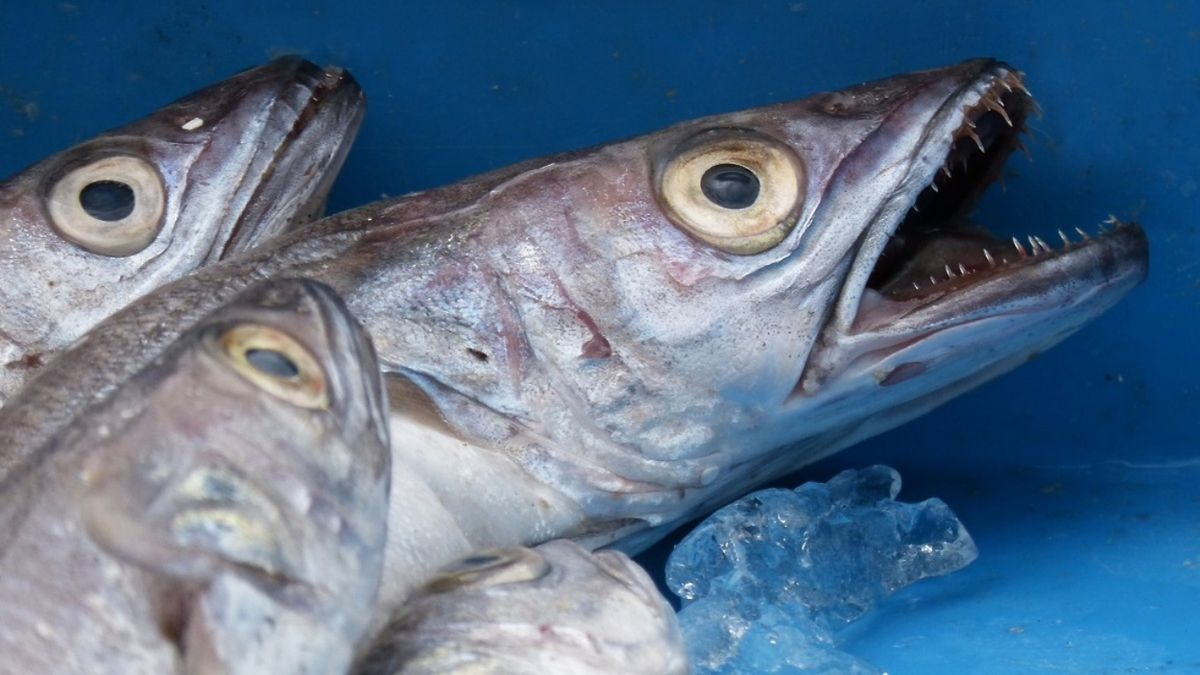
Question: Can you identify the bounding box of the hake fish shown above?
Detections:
[0,279,391,675]
[0,59,1149,624]
[0,56,364,403]
[353,540,688,675]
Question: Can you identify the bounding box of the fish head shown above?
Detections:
[356,540,687,675]
[0,56,364,402]
[351,59,1146,548]
[70,278,389,675]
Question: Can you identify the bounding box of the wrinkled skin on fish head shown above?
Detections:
[354,540,688,675]
[334,58,1147,555]
[0,279,390,675]
[0,57,364,404]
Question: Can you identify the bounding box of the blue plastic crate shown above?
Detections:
[1,2,1194,672]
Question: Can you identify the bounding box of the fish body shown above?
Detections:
[354,540,688,675]
[0,279,390,674]
[0,60,1149,624]
[0,57,364,403]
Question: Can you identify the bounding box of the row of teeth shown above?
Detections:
[910,216,1123,292]
[926,70,1036,189]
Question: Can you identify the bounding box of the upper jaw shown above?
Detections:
[216,58,365,258]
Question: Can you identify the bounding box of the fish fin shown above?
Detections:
[383,371,461,436]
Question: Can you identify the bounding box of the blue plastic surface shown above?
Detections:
[1,3,1195,672]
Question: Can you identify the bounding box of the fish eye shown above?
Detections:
[213,324,329,410]
[657,128,806,254]
[421,547,550,594]
[45,155,166,257]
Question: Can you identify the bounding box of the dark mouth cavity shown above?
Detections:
[865,71,1053,302]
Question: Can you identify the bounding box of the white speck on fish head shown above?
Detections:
[181,117,204,131]
[102,562,123,583]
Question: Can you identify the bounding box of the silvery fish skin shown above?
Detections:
[0,279,390,675]
[0,60,1149,623]
[0,56,364,403]
[353,540,688,675]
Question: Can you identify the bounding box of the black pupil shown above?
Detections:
[79,180,136,221]
[459,554,501,567]
[700,164,760,209]
[245,348,299,378]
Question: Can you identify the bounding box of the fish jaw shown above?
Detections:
[213,57,366,257]
[0,57,363,404]
[790,222,1147,450]
[778,62,1151,462]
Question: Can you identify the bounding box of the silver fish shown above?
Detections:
[0,59,1149,625]
[353,540,688,675]
[0,56,364,403]
[0,279,390,674]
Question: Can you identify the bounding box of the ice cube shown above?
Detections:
[666,465,978,674]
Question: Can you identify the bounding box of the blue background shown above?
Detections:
[1,2,1195,672]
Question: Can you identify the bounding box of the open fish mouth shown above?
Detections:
[798,62,1149,395]
[865,69,1039,307]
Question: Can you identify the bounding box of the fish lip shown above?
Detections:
[792,61,1150,397]
[215,57,366,258]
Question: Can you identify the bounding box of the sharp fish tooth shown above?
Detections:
[1075,227,1090,240]
[1058,229,1071,246]
[1033,236,1052,254]
[966,128,986,153]
[1013,237,1028,257]
[984,248,996,266]
[945,264,957,278]
[1028,235,1041,255]
[959,263,969,276]
[983,97,1014,126]
[1005,71,1032,96]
